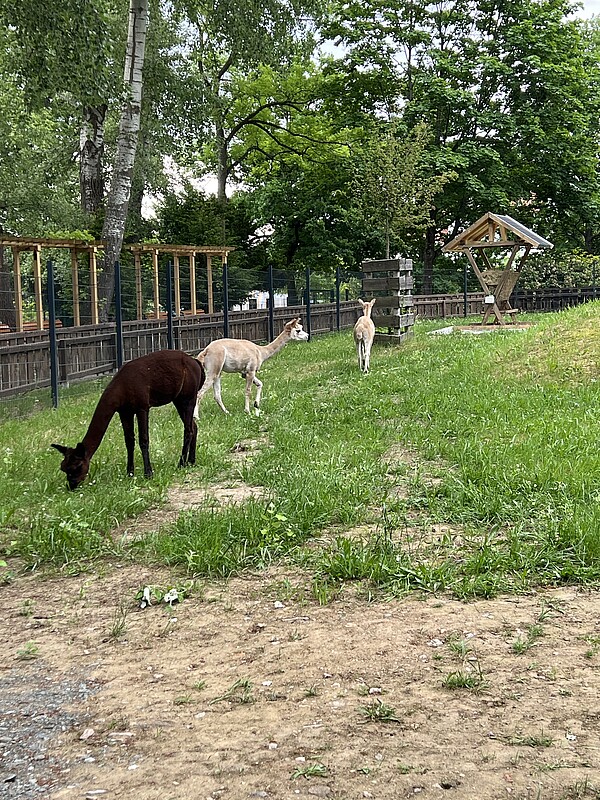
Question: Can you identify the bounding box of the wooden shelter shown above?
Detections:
[442,213,553,325]
[0,236,234,331]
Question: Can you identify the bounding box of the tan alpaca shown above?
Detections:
[353,298,376,373]
[194,318,309,417]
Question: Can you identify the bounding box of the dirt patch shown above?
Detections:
[112,481,266,542]
[2,564,600,800]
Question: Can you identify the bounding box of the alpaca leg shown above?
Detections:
[213,376,229,414]
[194,376,214,420]
[244,372,255,414]
[252,375,263,416]
[136,409,153,478]
[356,341,364,372]
[175,399,197,466]
[119,410,136,476]
[364,343,370,373]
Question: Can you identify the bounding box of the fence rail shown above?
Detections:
[1,286,598,401]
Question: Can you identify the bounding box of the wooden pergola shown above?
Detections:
[0,236,105,331]
[0,236,234,331]
[442,213,553,325]
[124,244,234,319]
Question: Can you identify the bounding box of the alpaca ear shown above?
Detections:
[51,443,69,455]
[358,299,365,307]
[370,298,376,307]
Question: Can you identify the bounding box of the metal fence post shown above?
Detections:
[47,259,59,409]
[114,261,124,369]
[223,258,229,338]
[166,260,174,349]
[268,262,275,341]
[305,266,311,338]
[335,265,341,331]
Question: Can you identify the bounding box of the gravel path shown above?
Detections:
[1,662,96,799]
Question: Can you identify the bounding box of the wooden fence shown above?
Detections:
[1,287,599,399]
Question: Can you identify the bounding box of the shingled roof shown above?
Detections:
[442,212,553,252]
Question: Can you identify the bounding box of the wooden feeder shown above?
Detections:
[361,257,415,343]
[442,213,553,325]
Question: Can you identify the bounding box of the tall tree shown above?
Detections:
[324,0,600,291]
[98,0,149,316]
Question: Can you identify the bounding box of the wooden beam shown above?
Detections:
[32,245,43,329]
[71,249,80,327]
[206,255,214,314]
[152,249,160,318]
[12,247,23,332]
[134,250,143,320]
[190,252,197,315]
[89,247,99,325]
[173,253,181,316]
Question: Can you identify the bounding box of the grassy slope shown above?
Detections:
[2,303,600,596]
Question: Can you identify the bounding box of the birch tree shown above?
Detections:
[98,0,149,315]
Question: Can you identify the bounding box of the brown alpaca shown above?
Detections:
[52,350,204,490]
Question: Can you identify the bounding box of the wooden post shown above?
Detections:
[12,247,23,332]
[206,254,214,314]
[190,252,197,315]
[71,249,80,327]
[89,246,99,324]
[173,253,181,316]
[33,245,43,329]
[134,250,143,320]
[152,249,160,318]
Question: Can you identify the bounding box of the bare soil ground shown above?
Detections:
[2,554,600,800]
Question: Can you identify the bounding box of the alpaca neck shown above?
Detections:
[258,329,291,363]
[81,393,118,457]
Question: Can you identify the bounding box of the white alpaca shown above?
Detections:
[353,298,376,373]
[194,318,309,417]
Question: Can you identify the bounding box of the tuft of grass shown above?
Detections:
[109,599,129,640]
[359,698,401,723]
[16,641,39,660]
[442,669,487,692]
[291,763,328,779]
[512,623,544,654]
[208,678,254,706]
[507,731,554,748]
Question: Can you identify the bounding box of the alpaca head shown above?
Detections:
[286,318,309,341]
[52,442,90,490]
[358,298,376,318]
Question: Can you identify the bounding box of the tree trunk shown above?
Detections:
[80,104,107,215]
[216,127,228,202]
[422,223,437,295]
[97,0,149,319]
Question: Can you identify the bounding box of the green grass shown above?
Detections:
[3,303,600,598]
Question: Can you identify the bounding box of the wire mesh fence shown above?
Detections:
[1,245,599,418]
[0,254,365,414]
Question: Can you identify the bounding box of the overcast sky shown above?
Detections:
[576,0,600,16]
